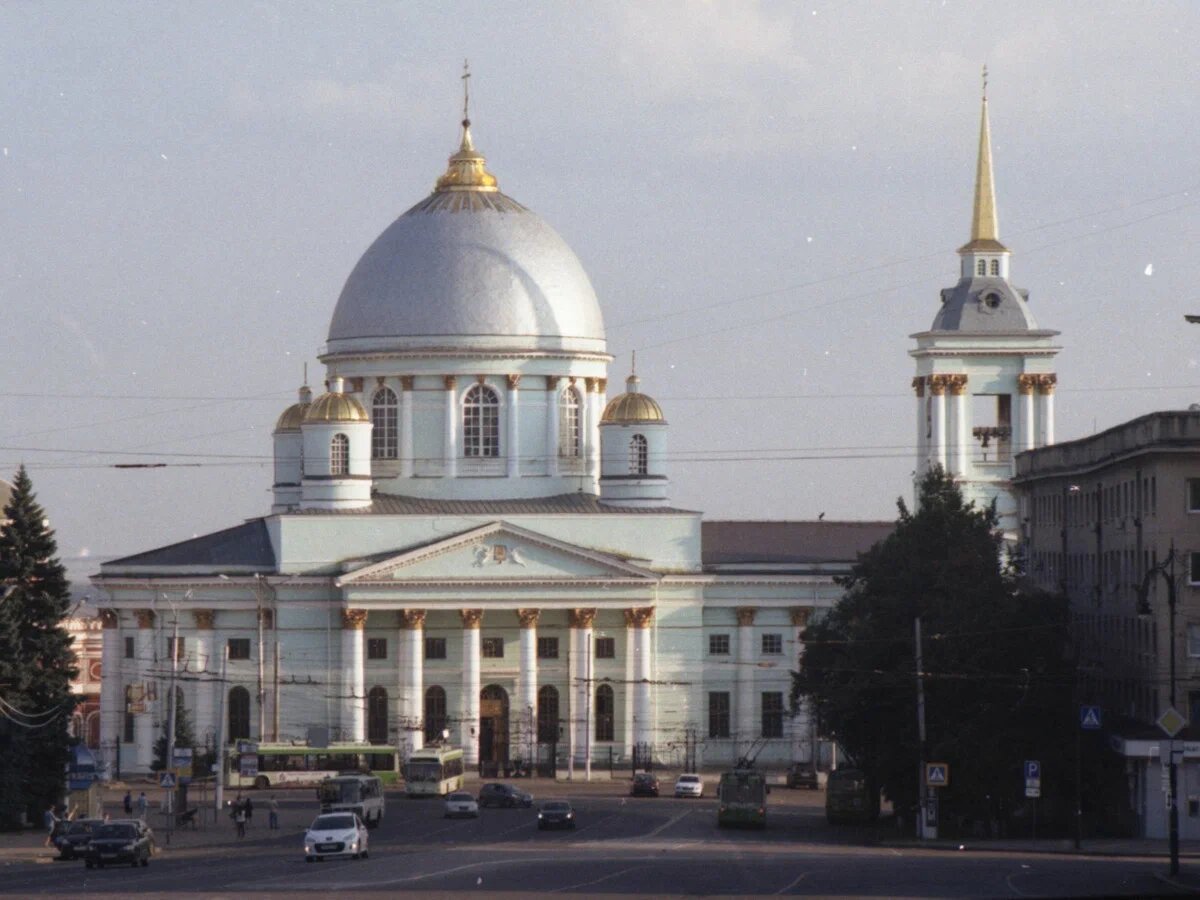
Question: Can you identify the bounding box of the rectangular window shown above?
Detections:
[761,692,784,738]
[595,637,615,659]
[709,634,730,655]
[1189,479,1200,513]
[166,637,185,662]
[481,637,504,658]
[123,711,134,744]
[424,637,446,660]
[761,633,783,655]
[124,636,134,659]
[1189,625,1200,658]
[537,637,559,659]
[367,638,387,660]
[227,638,251,661]
[1191,553,1200,586]
[708,691,731,738]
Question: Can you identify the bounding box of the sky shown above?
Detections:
[2,1,1198,583]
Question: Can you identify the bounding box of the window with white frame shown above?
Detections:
[990,259,1000,276]
[463,384,500,457]
[630,434,648,475]
[976,259,986,276]
[558,386,581,457]
[330,433,350,475]
[371,387,398,459]
[761,633,782,655]
[1189,624,1200,658]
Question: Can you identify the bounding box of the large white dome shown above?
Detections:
[325,125,606,357]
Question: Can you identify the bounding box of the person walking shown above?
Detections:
[233,805,246,838]
[123,791,132,815]
[136,791,148,820]
[244,796,253,826]
[43,805,59,847]
[267,795,279,830]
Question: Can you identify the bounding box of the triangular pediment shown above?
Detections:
[336,521,660,586]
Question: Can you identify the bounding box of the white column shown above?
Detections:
[623,624,635,757]
[506,375,521,479]
[134,611,156,769]
[569,609,595,768]
[735,607,756,758]
[460,610,482,766]
[99,610,122,779]
[627,608,654,748]
[191,611,215,753]
[585,378,601,480]
[399,610,425,756]
[1038,376,1056,446]
[341,610,366,743]
[443,376,458,479]
[546,377,560,478]
[789,608,812,763]
[399,376,414,478]
[517,609,538,760]
[952,377,969,476]
[1018,377,1035,452]
[913,378,927,474]
[929,378,947,471]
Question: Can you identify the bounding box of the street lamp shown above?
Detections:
[1136,542,1180,876]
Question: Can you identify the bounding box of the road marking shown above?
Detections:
[550,864,646,893]
[1005,871,1032,897]
[646,808,692,838]
[774,871,809,894]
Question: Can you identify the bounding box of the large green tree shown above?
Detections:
[794,468,1084,836]
[0,466,77,828]
[152,687,196,771]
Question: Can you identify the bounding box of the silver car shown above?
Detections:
[444,791,480,818]
[304,812,369,862]
[674,773,704,798]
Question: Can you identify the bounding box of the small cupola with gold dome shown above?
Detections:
[299,375,373,510]
[599,361,670,507]
[271,383,312,512]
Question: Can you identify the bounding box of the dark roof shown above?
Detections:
[291,493,698,516]
[102,520,275,572]
[702,520,892,567]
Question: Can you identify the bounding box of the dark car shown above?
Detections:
[53,818,102,860]
[631,772,659,797]
[83,820,154,868]
[478,783,534,809]
[786,763,820,790]
[537,800,576,830]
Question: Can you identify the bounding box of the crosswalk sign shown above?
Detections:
[925,763,949,787]
[158,770,176,789]
[1080,706,1102,730]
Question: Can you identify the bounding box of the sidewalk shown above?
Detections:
[882,834,1200,860]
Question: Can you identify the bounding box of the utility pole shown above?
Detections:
[255,576,266,741]
[214,645,229,814]
[273,638,280,742]
[584,636,593,782]
[166,608,179,833]
[915,617,930,840]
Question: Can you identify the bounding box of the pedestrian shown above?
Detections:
[123,791,132,815]
[244,796,253,825]
[43,805,58,847]
[136,791,148,820]
[233,805,246,838]
[267,795,279,830]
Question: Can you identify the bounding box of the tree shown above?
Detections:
[152,687,196,771]
[793,468,1083,836]
[0,466,77,828]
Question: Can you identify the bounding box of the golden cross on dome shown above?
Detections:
[462,59,471,126]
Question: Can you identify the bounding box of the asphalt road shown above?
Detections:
[0,785,1189,897]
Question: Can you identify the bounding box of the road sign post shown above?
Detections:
[925,763,949,788]
[1080,706,1102,730]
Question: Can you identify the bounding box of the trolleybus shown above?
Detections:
[404,746,465,796]
[225,742,398,790]
[717,768,768,828]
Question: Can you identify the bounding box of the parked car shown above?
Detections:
[631,772,660,797]
[83,820,153,869]
[673,773,704,798]
[53,818,102,860]
[537,800,576,830]
[478,783,534,808]
[444,791,480,818]
[786,763,820,790]
[304,812,369,862]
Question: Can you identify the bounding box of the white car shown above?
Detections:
[304,812,369,862]
[444,791,480,818]
[674,773,704,798]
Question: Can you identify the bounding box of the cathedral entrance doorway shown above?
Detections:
[479,684,510,777]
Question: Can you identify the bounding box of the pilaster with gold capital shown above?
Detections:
[399,609,427,630]
[341,609,368,630]
[193,609,215,630]
[443,375,458,391]
[400,375,414,391]
[99,609,119,629]
[1017,373,1037,395]
[459,609,483,629]
[506,374,521,390]
[135,610,156,629]
[1036,374,1057,395]
[912,376,926,398]
[516,608,540,629]
[623,607,654,629]
[258,609,274,629]
[790,607,812,630]
[568,608,597,629]
[946,374,968,396]
[928,375,949,396]
[735,606,757,627]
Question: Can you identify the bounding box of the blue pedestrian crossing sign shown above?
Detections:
[1080,706,1102,730]
[158,770,176,789]
[925,763,949,787]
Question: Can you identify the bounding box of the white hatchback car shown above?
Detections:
[444,790,480,818]
[674,773,704,798]
[304,812,369,862]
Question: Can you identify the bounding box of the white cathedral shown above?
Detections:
[92,85,1053,778]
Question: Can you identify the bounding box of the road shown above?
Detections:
[0,784,1189,897]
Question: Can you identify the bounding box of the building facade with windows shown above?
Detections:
[1014,410,1200,838]
[92,114,890,777]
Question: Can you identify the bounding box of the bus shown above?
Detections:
[825,768,880,824]
[317,774,386,828]
[717,768,768,829]
[404,746,465,797]
[226,742,399,790]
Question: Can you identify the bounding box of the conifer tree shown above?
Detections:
[0,466,77,827]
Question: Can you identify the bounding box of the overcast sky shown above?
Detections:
[3,1,1198,581]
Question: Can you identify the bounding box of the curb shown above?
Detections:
[882,839,1200,860]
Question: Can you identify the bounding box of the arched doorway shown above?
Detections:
[479,684,509,776]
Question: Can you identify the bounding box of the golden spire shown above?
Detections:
[959,65,1007,254]
[434,60,499,193]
